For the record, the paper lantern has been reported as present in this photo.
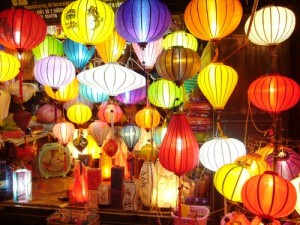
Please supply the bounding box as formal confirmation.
[79,83,109,104]
[115,0,171,46]
[135,106,161,131]
[0,90,11,126]
[156,47,201,86]
[242,171,297,221]
[163,30,198,51]
[184,0,243,42]
[235,152,270,175]
[97,102,123,124]
[115,86,146,105]
[199,137,246,172]
[64,95,94,111]
[34,55,76,90]
[198,62,238,110]
[148,79,185,109]
[53,121,75,147]
[87,120,110,147]
[120,124,141,152]
[291,175,300,215]
[61,0,115,45]
[67,104,92,125]
[248,74,300,114]
[0,8,47,52]
[153,123,168,149]
[84,135,101,159]
[245,6,296,46]
[12,169,32,203]
[0,51,20,83]
[102,139,118,157]
[183,73,198,94]
[158,113,199,176]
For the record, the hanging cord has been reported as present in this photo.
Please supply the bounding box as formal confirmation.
[215,111,225,137]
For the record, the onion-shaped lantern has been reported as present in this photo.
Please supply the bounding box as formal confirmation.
[95,30,126,63]
[156,47,201,86]
[67,103,92,125]
[97,102,123,124]
[61,0,115,45]
[242,171,297,221]
[87,120,110,147]
[234,152,270,175]
[199,137,246,172]
[163,30,198,51]
[140,143,158,162]
[53,121,75,146]
[0,8,47,52]
[77,63,146,96]
[0,51,20,83]
[115,0,171,46]
[0,90,11,126]
[34,55,76,90]
[79,83,109,104]
[158,113,199,176]
[248,74,300,114]
[135,106,161,131]
[245,6,296,46]
[120,124,141,152]
[115,86,146,105]
[148,79,185,109]
[184,0,243,42]
[63,38,95,72]
[32,35,64,61]
[198,62,238,110]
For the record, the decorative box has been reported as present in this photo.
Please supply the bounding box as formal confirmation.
[87,168,101,190]
[98,183,110,206]
[87,190,98,210]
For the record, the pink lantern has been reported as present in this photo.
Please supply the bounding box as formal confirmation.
[97,102,123,124]
[53,121,75,146]
[87,120,111,147]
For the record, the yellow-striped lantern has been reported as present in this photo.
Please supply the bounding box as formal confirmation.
[198,62,238,110]
[61,0,115,46]
[135,106,161,131]
[0,90,11,126]
[255,145,274,160]
[0,51,20,83]
[67,103,92,125]
[163,30,198,51]
[234,152,270,175]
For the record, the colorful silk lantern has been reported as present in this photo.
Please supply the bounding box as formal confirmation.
[135,106,161,131]
[72,161,88,204]
[0,8,47,52]
[153,123,168,149]
[53,121,75,146]
[183,73,198,94]
[255,145,274,160]
[198,62,238,110]
[77,63,146,96]
[0,90,11,126]
[199,137,246,172]
[64,95,94,110]
[0,51,20,83]
[245,5,296,46]
[87,120,110,147]
[241,171,297,221]
[97,102,123,124]
[234,152,270,175]
[139,143,158,162]
[120,124,141,152]
[156,46,201,86]
[34,55,76,90]
[67,103,92,125]
[115,0,171,46]
[79,83,109,104]
[184,0,243,42]
[85,135,101,159]
[61,0,115,46]
[291,175,300,215]
[4,48,33,69]
[115,86,146,105]
[163,30,198,51]
[248,74,300,114]
[102,139,118,157]
[158,113,199,176]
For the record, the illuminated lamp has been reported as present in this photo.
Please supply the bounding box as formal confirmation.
[120,124,141,152]
[97,102,123,124]
[64,95,94,111]
[68,129,88,158]
[245,5,296,46]
[95,30,126,63]
[115,0,171,46]
[34,55,75,90]
[87,120,110,147]
[102,139,118,157]
[198,62,238,111]
[32,35,64,61]
[163,30,198,51]
[85,135,101,159]
[221,211,251,225]
[77,63,146,96]
[148,79,185,109]
[184,0,243,42]
[53,121,75,146]
[255,145,274,160]
[156,46,201,86]
[153,123,168,149]
[63,38,95,72]
[79,83,109,104]
[115,86,146,105]
[0,51,20,83]
[0,90,11,126]
[199,137,246,172]
[140,143,158,162]
[4,48,33,69]
[67,103,92,125]
[291,175,300,215]
[234,152,270,175]
[100,150,113,181]
[248,74,300,114]
[214,162,255,202]
[12,168,32,203]
[135,106,161,131]
[242,171,297,222]
[251,216,280,225]
[61,0,115,46]
[139,161,157,207]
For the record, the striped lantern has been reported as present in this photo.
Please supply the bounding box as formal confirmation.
[97,102,123,124]
[135,106,161,131]
[163,30,198,51]
[53,121,75,146]
[255,145,274,160]
[0,51,20,83]
[251,216,280,225]
[120,124,141,152]
[67,103,92,125]
[87,120,110,147]
[234,152,270,175]
[79,83,109,104]
[115,86,146,105]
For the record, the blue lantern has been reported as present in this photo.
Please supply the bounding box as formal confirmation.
[79,83,109,104]
[120,124,141,152]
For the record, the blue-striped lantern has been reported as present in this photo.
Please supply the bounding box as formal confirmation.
[120,124,141,152]
[79,83,109,104]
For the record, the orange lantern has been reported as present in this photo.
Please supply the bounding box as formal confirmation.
[135,106,161,131]
[97,102,123,124]
[102,139,118,157]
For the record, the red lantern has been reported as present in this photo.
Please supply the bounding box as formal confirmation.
[97,102,123,124]
[158,113,199,176]
[103,139,118,157]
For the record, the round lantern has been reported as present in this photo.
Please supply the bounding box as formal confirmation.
[158,113,199,176]
[198,62,238,110]
[97,102,123,124]
[153,123,168,149]
[214,162,255,202]
[156,46,201,86]
[120,124,141,152]
[32,35,64,61]
[102,139,118,157]
[95,30,126,63]
[135,106,161,131]
[242,171,297,221]
[235,152,270,175]
[61,0,115,46]
[64,95,94,111]
[199,137,246,172]
[53,121,75,146]
[0,90,11,126]
[0,8,47,52]
[163,30,198,51]
[291,175,300,215]
[148,79,185,109]
[245,6,296,46]
[87,120,110,147]
[115,0,171,46]
[34,55,76,90]
[63,38,95,72]
[0,51,20,83]
[67,103,92,125]
[251,216,281,225]
[184,0,243,42]
[248,74,300,114]
[115,86,146,105]
[79,83,109,104]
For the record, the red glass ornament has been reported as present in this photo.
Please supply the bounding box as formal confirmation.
[103,139,118,157]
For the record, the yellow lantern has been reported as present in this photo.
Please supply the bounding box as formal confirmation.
[0,51,20,83]
[61,0,115,46]
[255,145,274,160]
[0,90,11,126]
[67,103,92,125]
[135,106,161,131]
[139,143,158,162]
[198,62,238,110]
[163,30,198,51]
[234,152,270,175]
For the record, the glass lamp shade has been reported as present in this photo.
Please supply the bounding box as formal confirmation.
[115,86,146,105]
[53,121,75,146]
[184,0,243,42]
[148,79,185,109]
[132,38,164,71]
[198,62,238,110]
[0,51,20,83]
[97,102,123,124]
[199,137,246,172]
[135,106,161,131]
[87,120,110,147]
[291,175,300,215]
[61,0,115,46]
[120,124,141,152]
[163,30,198,51]
[0,90,11,126]
[77,63,146,96]
[67,103,92,125]
[79,83,109,104]
[245,6,296,46]
[32,35,64,61]
[158,113,199,176]
[248,74,300,114]
[34,56,76,90]
[234,152,270,175]
[242,171,297,220]
[156,47,201,86]
[95,30,126,63]
[0,8,47,52]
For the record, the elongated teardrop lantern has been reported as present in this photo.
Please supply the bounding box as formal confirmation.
[115,86,146,105]
[120,124,141,152]
[67,103,92,125]
[53,121,75,146]
[135,106,161,131]
[97,102,123,124]
[87,120,110,147]
[0,51,20,83]
[79,83,109,104]
[163,30,198,51]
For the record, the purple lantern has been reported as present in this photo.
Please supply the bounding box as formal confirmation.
[115,86,146,105]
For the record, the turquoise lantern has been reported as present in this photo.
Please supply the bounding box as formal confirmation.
[79,83,109,104]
